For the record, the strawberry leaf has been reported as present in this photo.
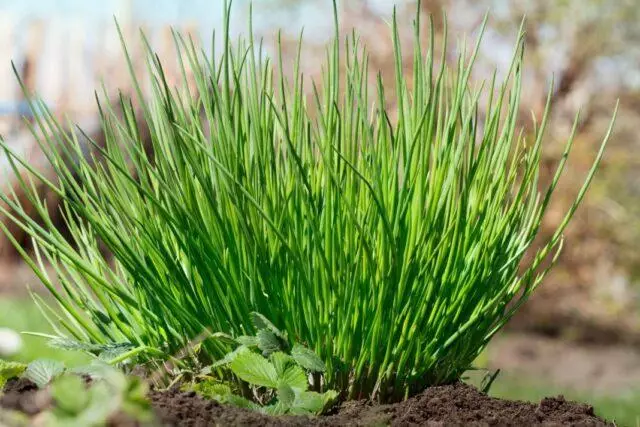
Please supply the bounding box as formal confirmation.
[280,364,308,392]
[277,382,295,407]
[269,352,294,377]
[292,391,324,414]
[257,330,282,356]
[24,359,65,388]
[229,348,278,388]
[291,344,326,372]
[250,313,287,341]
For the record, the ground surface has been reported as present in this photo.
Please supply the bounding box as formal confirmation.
[0,379,611,427]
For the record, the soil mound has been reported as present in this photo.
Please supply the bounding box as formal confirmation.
[2,380,610,426]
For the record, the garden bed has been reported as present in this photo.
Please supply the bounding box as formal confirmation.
[1,379,610,426]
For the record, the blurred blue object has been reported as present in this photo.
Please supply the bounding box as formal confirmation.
[0,101,47,117]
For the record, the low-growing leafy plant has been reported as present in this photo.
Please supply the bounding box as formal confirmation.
[0,358,65,390]
[44,368,153,427]
[0,0,616,403]
[0,359,153,426]
[185,313,337,415]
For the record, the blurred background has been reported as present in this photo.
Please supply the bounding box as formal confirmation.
[0,0,638,424]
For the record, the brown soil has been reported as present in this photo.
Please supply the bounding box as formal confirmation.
[0,378,44,416]
[1,379,610,426]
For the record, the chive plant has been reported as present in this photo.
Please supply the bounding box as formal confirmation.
[0,2,616,402]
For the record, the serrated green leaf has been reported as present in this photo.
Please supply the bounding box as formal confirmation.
[235,335,259,347]
[291,344,326,372]
[47,339,135,363]
[277,382,295,407]
[46,369,151,426]
[48,338,101,352]
[257,330,282,355]
[210,383,232,397]
[269,352,294,377]
[289,389,337,415]
[0,360,27,389]
[68,380,119,426]
[229,348,278,388]
[322,389,339,409]
[24,359,65,388]
[210,345,248,369]
[97,343,135,362]
[191,379,232,400]
[288,407,314,416]
[250,312,287,341]
[50,374,89,415]
[226,394,260,410]
[261,401,288,416]
[280,364,308,392]
[292,391,325,415]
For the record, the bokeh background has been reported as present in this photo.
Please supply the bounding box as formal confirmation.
[0,0,638,424]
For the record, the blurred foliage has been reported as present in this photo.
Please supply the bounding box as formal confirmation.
[0,298,88,366]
